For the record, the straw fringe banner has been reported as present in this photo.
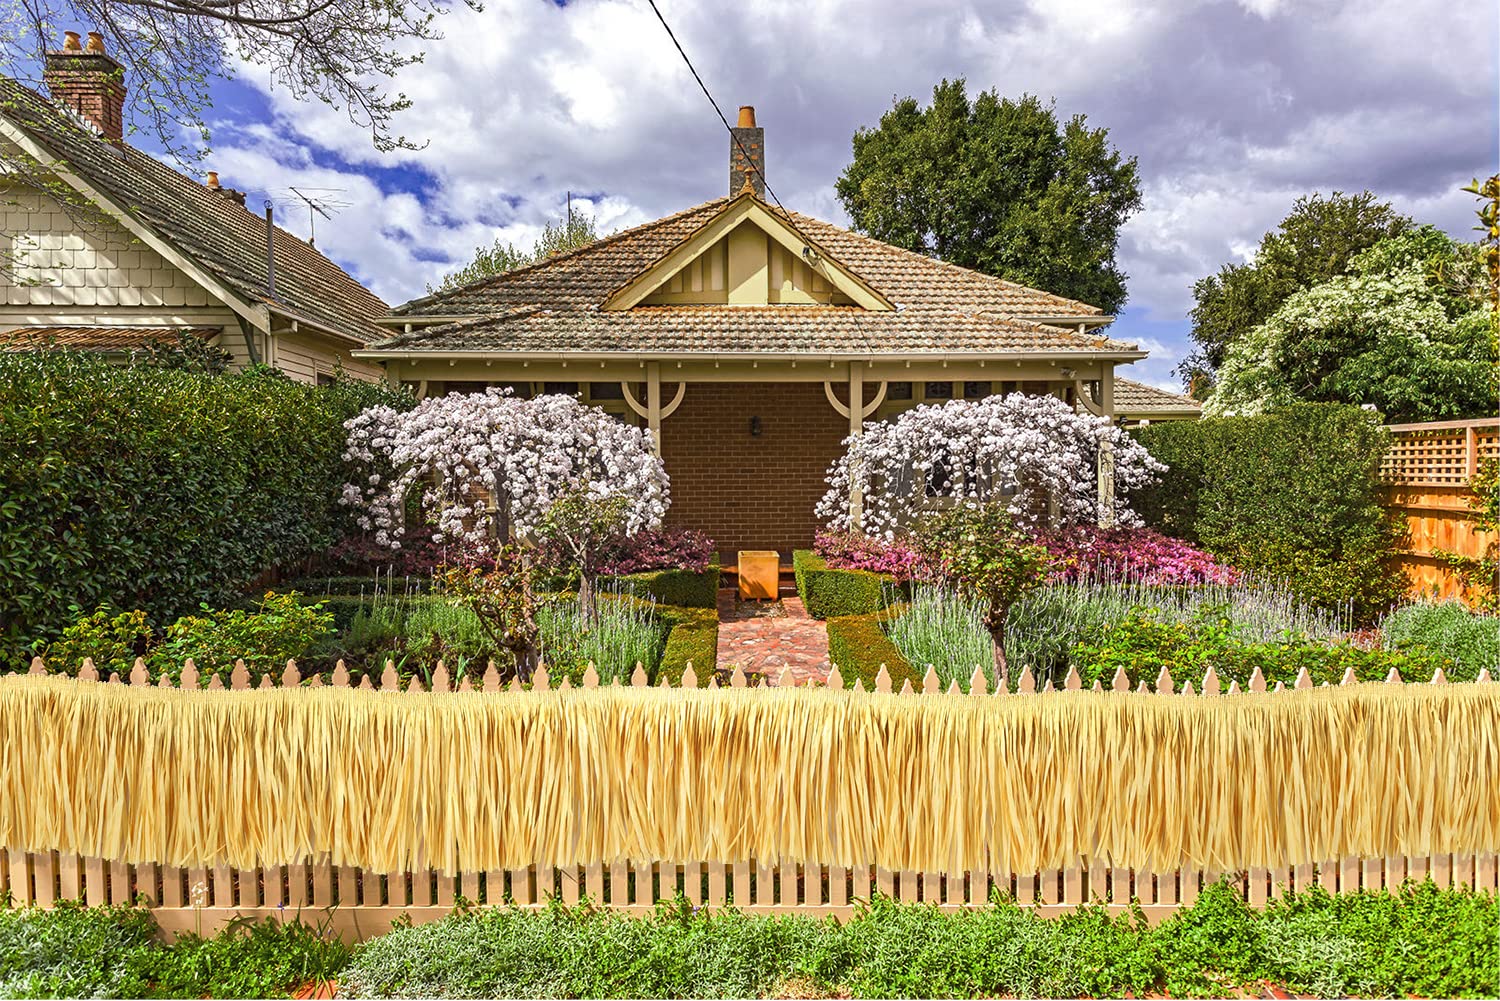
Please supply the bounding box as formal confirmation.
[0,673,1497,877]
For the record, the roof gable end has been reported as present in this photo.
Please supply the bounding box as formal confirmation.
[602,194,894,312]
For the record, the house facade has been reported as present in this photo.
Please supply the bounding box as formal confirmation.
[0,34,386,382]
[358,108,1154,555]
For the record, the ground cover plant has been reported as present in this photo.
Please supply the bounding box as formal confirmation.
[0,352,410,669]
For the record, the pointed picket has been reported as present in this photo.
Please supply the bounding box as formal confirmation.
[1064,665,1081,691]
[230,660,250,690]
[1431,667,1448,685]
[1249,666,1267,692]
[682,665,698,689]
[282,661,301,688]
[874,666,892,693]
[1155,666,1174,695]
[1294,668,1313,690]
[898,678,914,696]
[921,666,941,694]
[582,663,600,688]
[730,666,748,689]
[331,661,350,688]
[79,658,98,683]
[483,661,501,692]
[431,662,450,693]
[631,663,649,688]
[1111,666,1130,692]
[1018,666,1036,694]
[129,658,149,685]
[827,664,845,690]
[1202,666,1221,696]
[969,667,989,695]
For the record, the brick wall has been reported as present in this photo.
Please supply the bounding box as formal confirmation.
[660,382,848,560]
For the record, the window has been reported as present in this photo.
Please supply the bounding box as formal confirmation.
[923,381,953,400]
[963,380,991,399]
[588,382,624,401]
[887,381,913,401]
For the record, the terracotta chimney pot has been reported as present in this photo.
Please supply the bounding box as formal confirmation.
[63,31,82,51]
[85,31,105,54]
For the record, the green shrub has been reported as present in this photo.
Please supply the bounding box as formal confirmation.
[792,550,892,619]
[143,916,351,999]
[1133,404,1403,621]
[827,606,918,690]
[1382,602,1499,676]
[0,902,158,999]
[608,564,720,609]
[0,353,411,668]
[1070,609,1454,689]
[656,606,719,684]
[32,607,150,676]
[150,591,335,683]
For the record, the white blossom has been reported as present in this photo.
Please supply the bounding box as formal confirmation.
[341,389,670,548]
[816,393,1163,536]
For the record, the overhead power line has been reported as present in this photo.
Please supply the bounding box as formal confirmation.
[642,0,821,257]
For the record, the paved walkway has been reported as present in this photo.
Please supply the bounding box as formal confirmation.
[714,589,830,685]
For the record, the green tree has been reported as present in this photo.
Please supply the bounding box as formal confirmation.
[835,81,1141,313]
[1181,191,1412,393]
[429,210,599,293]
[914,502,1052,685]
[1205,227,1497,422]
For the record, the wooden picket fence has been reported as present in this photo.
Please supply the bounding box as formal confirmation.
[4,655,1497,940]
[1380,417,1497,601]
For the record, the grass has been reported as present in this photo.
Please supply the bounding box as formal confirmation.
[885,578,1365,690]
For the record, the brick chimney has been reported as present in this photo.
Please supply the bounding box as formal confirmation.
[729,105,764,199]
[43,30,126,142]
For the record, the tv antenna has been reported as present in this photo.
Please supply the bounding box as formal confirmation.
[280,187,351,248]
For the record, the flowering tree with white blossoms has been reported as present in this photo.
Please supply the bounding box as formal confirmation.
[341,389,669,549]
[816,393,1162,537]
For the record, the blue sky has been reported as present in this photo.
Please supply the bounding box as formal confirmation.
[178,0,1497,390]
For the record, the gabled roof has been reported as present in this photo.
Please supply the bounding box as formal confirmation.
[377,196,1140,359]
[1114,377,1203,416]
[0,79,388,344]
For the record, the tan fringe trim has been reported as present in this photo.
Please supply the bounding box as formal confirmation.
[0,676,1495,875]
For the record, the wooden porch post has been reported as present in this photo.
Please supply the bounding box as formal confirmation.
[849,361,864,531]
[646,361,663,456]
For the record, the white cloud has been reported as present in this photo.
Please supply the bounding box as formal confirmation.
[202,0,1496,382]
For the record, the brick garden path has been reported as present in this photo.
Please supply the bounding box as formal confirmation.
[714,589,830,685]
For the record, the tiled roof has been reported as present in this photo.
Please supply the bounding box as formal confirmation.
[0,80,388,344]
[1114,377,1202,415]
[0,324,218,351]
[377,197,1140,358]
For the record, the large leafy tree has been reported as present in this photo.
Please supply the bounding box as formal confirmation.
[429,211,599,293]
[1181,192,1412,393]
[835,81,1141,313]
[1205,227,1497,422]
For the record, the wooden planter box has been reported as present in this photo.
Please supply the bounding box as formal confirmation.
[737,550,780,600]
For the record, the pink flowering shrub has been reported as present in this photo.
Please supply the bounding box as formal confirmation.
[814,530,926,579]
[1036,526,1239,585]
[598,527,717,576]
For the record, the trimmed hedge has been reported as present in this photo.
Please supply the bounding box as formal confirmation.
[609,563,720,609]
[792,550,893,619]
[1132,403,1403,620]
[656,605,719,684]
[826,605,918,690]
[0,353,410,668]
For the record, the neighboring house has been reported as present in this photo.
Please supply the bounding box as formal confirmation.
[1112,377,1203,424]
[0,33,386,383]
[358,107,1148,555]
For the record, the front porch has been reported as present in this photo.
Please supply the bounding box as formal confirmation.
[380,356,1121,556]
